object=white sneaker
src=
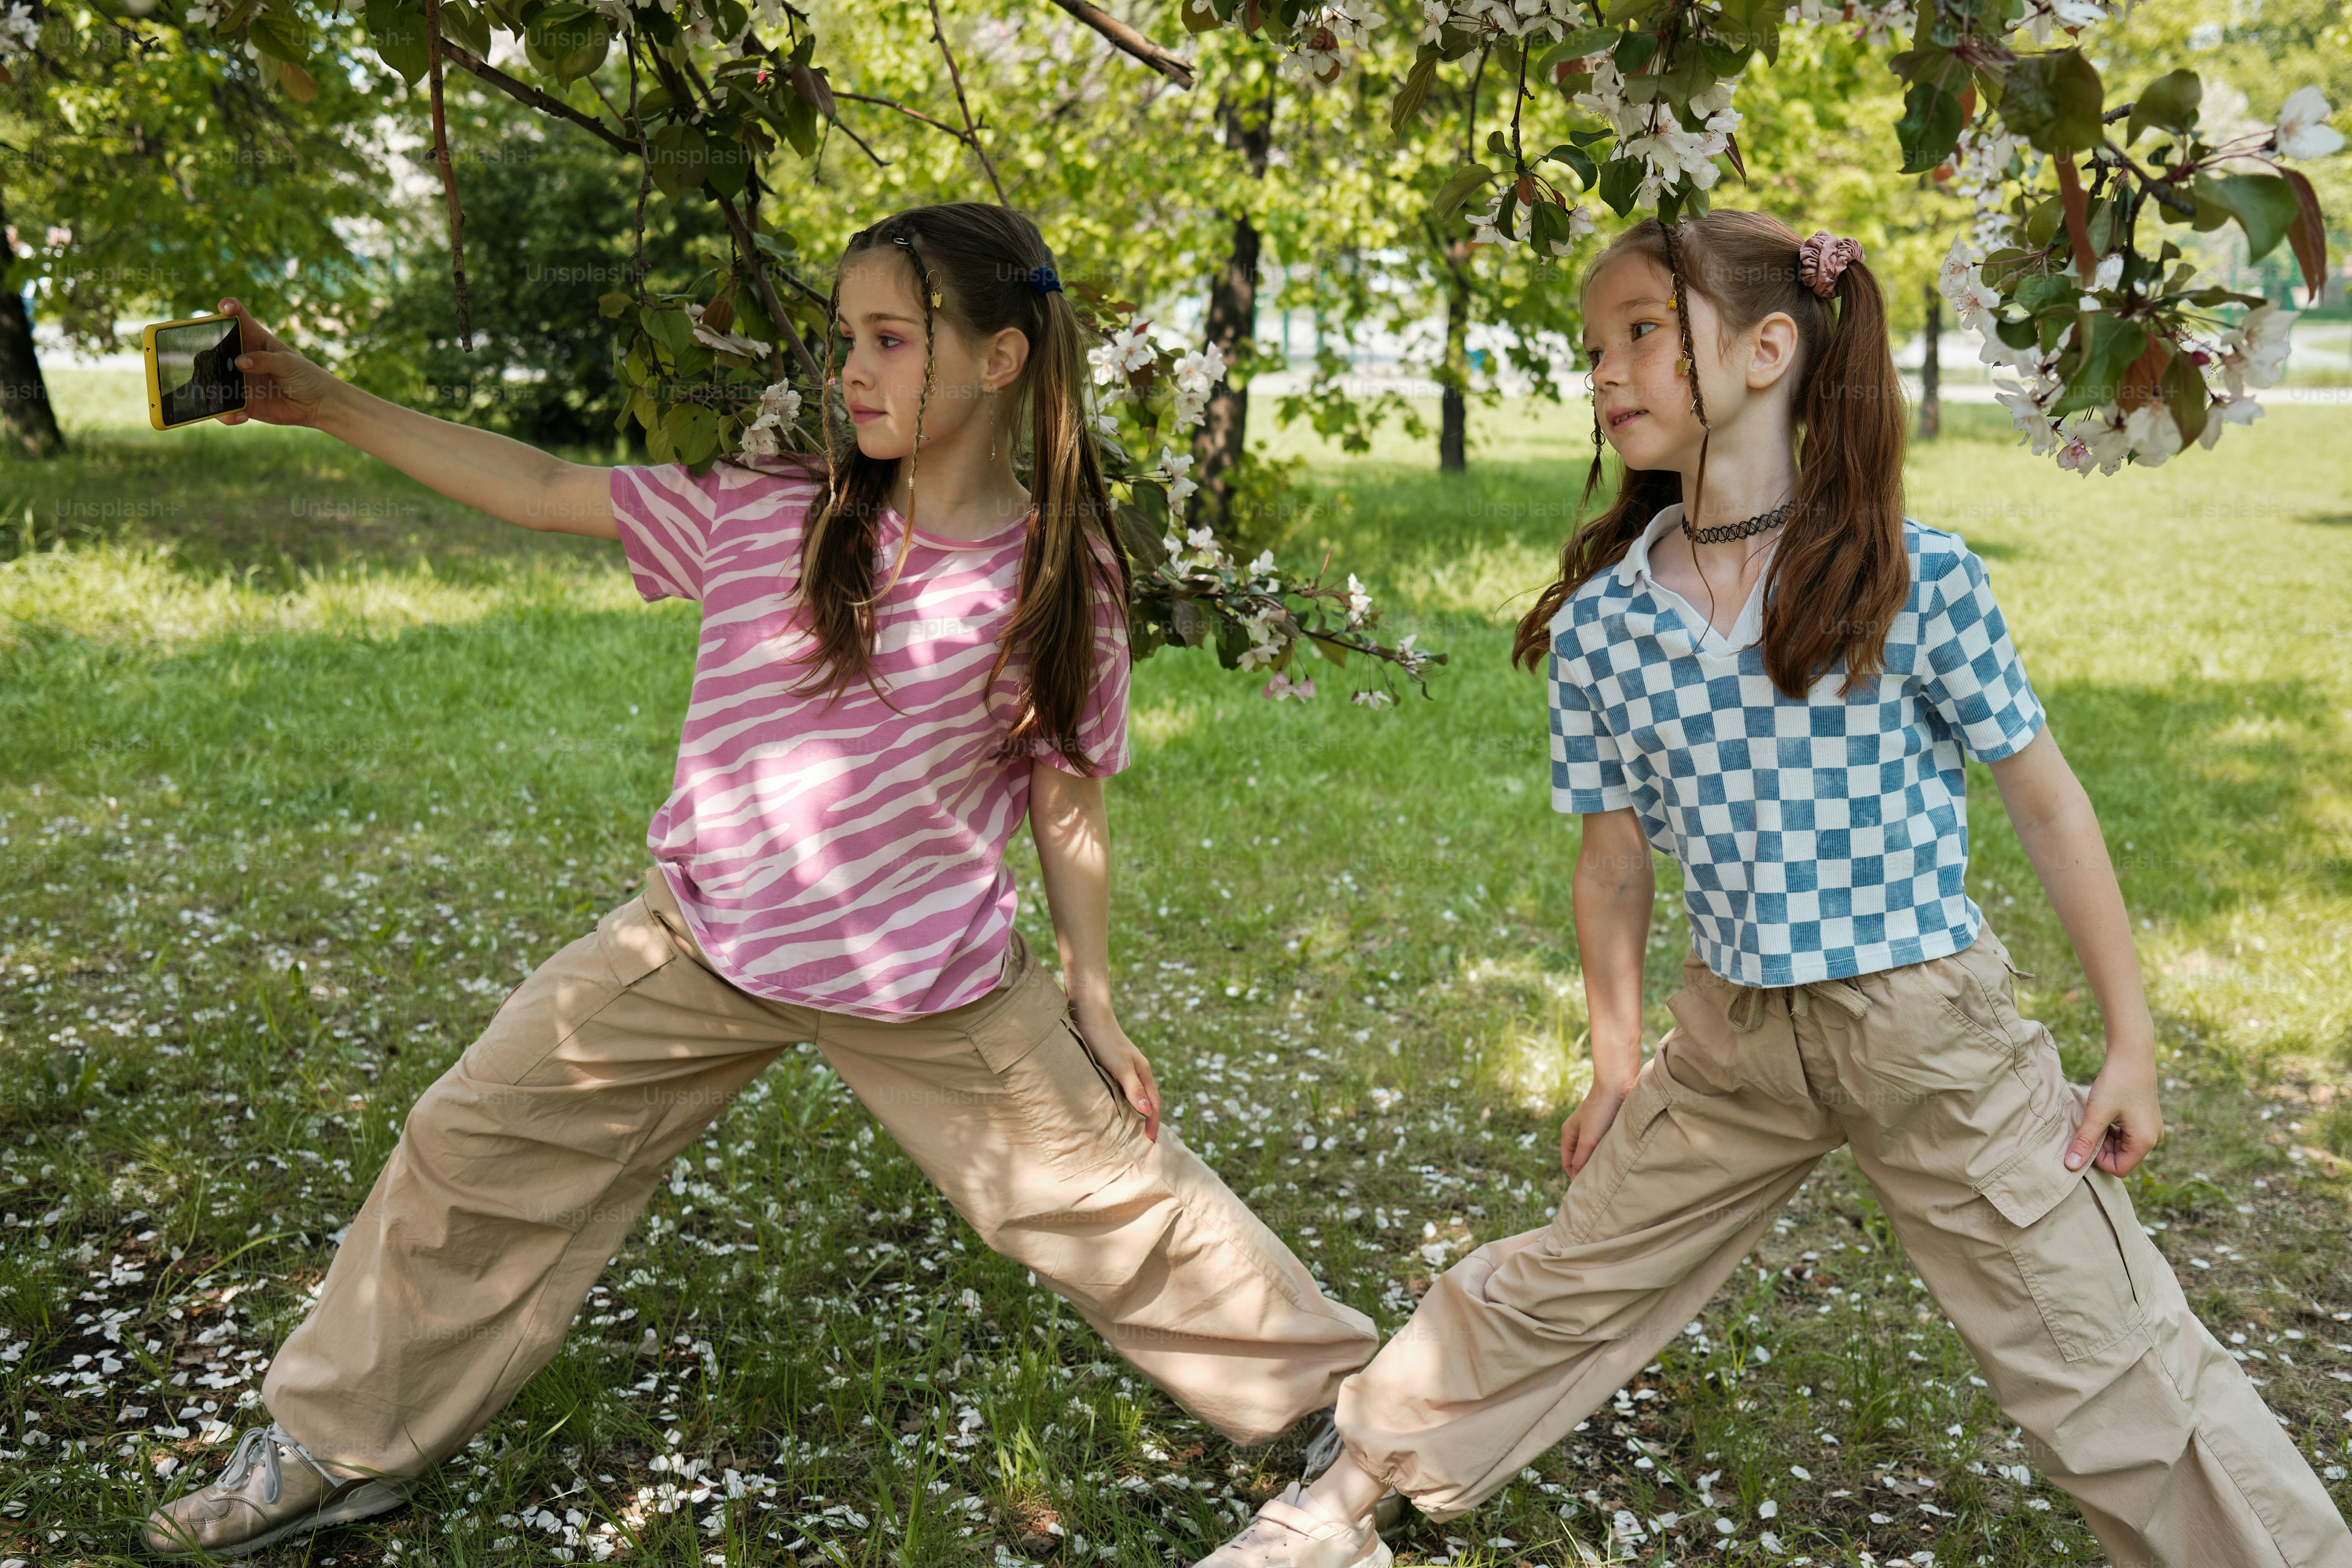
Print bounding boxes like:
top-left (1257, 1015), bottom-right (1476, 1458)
top-left (1191, 1482), bottom-right (1392, 1568)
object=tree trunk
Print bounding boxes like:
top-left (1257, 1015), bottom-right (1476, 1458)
top-left (1439, 238), bottom-right (1470, 473)
top-left (1919, 275), bottom-right (1941, 441)
top-left (1189, 84), bottom-right (1274, 538)
top-left (0, 195), bottom-right (65, 458)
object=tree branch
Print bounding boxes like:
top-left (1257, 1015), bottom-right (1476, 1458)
top-left (441, 39), bottom-right (634, 156)
top-left (833, 90), bottom-right (977, 145)
top-left (1045, 0), bottom-right (1195, 89)
top-left (421, 0), bottom-right (473, 352)
top-left (926, 0), bottom-right (1007, 204)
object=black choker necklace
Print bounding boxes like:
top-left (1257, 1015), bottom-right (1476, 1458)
top-left (1682, 501), bottom-right (1793, 546)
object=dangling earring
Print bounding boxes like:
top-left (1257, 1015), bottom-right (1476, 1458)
top-left (1585, 373), bottom-right (1601, 449)
top-left (987, 387), bottom-right (998, 463)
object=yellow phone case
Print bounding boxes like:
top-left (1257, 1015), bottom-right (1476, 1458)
top-left (143, 312), bottom-right (248, 431)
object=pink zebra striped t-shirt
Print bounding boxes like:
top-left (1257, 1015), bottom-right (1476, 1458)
top-left (608, 459), bottom-right (1132, 1021)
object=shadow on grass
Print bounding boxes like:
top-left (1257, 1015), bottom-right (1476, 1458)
top-left (0, 422), bottom-right (622, 581)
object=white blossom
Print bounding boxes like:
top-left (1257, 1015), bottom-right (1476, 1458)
top-left (2217, 302), bottom-right (2294, 394)
top-left (1156, 446), bottom-right (1199, 510)
top-left (1088, 323), bottom-right (1155, 386)
top-left (2275, 86), bottom-right (2343, 159)
top-left (2121, 399), bottom-right (2182, 467)
top-left (2196, 391), bottom-right (2263, 449)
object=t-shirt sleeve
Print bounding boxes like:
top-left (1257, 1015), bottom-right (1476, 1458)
top-left (1549, 643), bottom-right (1634, 814)
top-left (609, 464), bottom-right (724, 603)
top-left (1916, 542), bottom-right (2046, 762)
top-left (1037, 531), bottom-right (1133, 777)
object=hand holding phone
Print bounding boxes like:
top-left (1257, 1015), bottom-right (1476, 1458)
top-left (143, 311), bottom-right (247, 430)
top-left (187, 299), bottom-right (340, 431)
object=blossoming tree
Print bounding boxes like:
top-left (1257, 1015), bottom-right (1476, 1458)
top-left (1204, 0), bottom-right (2336, 473)
top-left (2, 0), bottom-right (2336, 694)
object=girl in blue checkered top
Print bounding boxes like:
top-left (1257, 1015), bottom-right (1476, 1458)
top-left (1192, 210), bottom-right (2351, 1568)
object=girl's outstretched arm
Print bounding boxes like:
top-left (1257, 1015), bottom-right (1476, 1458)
top-left (1562, 806), bottom-right (1654, 1178)
top-left (211, 297), bottom-right (617, 541)
top-left (1030, 762), bottom-right (1159, 1141)
top-left (1985, 726), bottom-right (2163, 1176)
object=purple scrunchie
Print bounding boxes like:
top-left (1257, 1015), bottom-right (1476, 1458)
top-left (1797, 230), bottom-right (1864, 297)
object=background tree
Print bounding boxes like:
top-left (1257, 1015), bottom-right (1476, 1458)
top-left (0, 0), bottom-right (385, 452)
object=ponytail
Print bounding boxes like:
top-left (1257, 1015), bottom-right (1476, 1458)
top-left (787, 204), bottom-right (1130, 774)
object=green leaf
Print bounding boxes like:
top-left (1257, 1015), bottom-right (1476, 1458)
top-left (1391, 47), bottom-right (1439, 136)
top-left (2158, 340), bottom-right (2208, 446)
top-left (1895, 76), bottom-right (1964, 173)
top-left (2013, 272), bottom-right (2076, 314)
top-left (1313, 634), bottom-right (1349, 668)
top-left (1655, 47), bottom-right (1711, 111)
top-left (645, 407), bottom-right (678, 463)
top-left (1170, 597), bottom-right (1206, 649)
top-left (1431, 161), bottom-right (1496, 222)
top-left (2282, 168), bottom-right (2327, 304)
top-left (648, 123), bottom-right (709, 199)
top-left (2051, 313), bottom-right (2147, 415)
top-left (2023, 195), bottom-right (2064, 248)
top-left (598, 290), bottom-right (633, 319)
top-left (2184, 285), bottom-right (2268, 307)
top-left (639, 304), bottom-right (698, 357)
top-left (2125, 68), bottom-right (2200, 146)
top-left (2194, 172), bottom-right (2299, 262)
top-left (440, 0), bottom-right (493, 57)
top-left (1612, 29), bottom-right (1657, 71)
top-left (1538, 142), bottom-right (1598, 189)
top-left (2085, 193), bottom-right (2116, 256)
top-left (1596, 154), bottom-right (1643, 217)
top-left (1536, 29), bottom-right (1615, 72)
top-left (1530, 197), bottom-right (1576, 256)
top-left (706, 124), bottom-right (752, 200)
top-left (1699, 38), bottom-right (1747, 76)
top-left (362, 0), bottom-right (427, 82)
top-left (1996, 47), bottom-right (2105, 155)
top-left (246, 8), bottom-right (309, 59)
top-left (666, 402), bottom-right (720, 466)
top-left (1111, 502), bottom-right (1170, 569)
top-left (524, 6), bottom-right (609, 84)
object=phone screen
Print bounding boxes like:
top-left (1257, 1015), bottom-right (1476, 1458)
top-left (154, 318), bottom-right (247, 428)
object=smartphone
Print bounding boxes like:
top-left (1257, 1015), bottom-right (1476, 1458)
top-left (143, 313), bottom-right (248, 431)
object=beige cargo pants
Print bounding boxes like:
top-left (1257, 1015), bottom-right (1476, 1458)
top-left (1337, 927), bottom-right (2352, 1565)
top-left (262, 869), bottom-right (1378, 1480)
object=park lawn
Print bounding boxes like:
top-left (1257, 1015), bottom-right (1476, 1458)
top-left (1, 372), bottom-right (2349, 1567)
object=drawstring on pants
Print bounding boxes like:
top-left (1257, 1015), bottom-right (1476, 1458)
top-left (1725, 976), bottom-right (1870, 1034)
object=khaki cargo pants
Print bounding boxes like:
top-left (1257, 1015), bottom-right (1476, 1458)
top-left (1337, 927), bottom-right (2352, 1565)
top-left (262, 869), bottom-right (1377, 1479)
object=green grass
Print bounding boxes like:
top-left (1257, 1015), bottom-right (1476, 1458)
top-left (2, 371), bottom-right (2349, 1566)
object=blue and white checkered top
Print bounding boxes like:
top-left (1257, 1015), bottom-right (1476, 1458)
top-left (1549, 503), bottom-right (2045, 987)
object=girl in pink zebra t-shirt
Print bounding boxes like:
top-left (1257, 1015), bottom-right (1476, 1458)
top-left (145, 204), bottom-right (1377, 1560)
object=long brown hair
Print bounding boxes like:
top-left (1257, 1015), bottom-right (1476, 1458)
top-left (1510, 210), bottom-right (1908, 699)
top-left (780, 202), bottom-right (1129, 775)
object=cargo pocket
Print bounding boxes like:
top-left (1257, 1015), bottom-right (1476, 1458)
top-left (984, 1014), bottom-right (1144, 1181)
top-left (1978, 1127), bottom-right (2150, 1363)
top-left (596, 895), bottom-right (686, 992)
